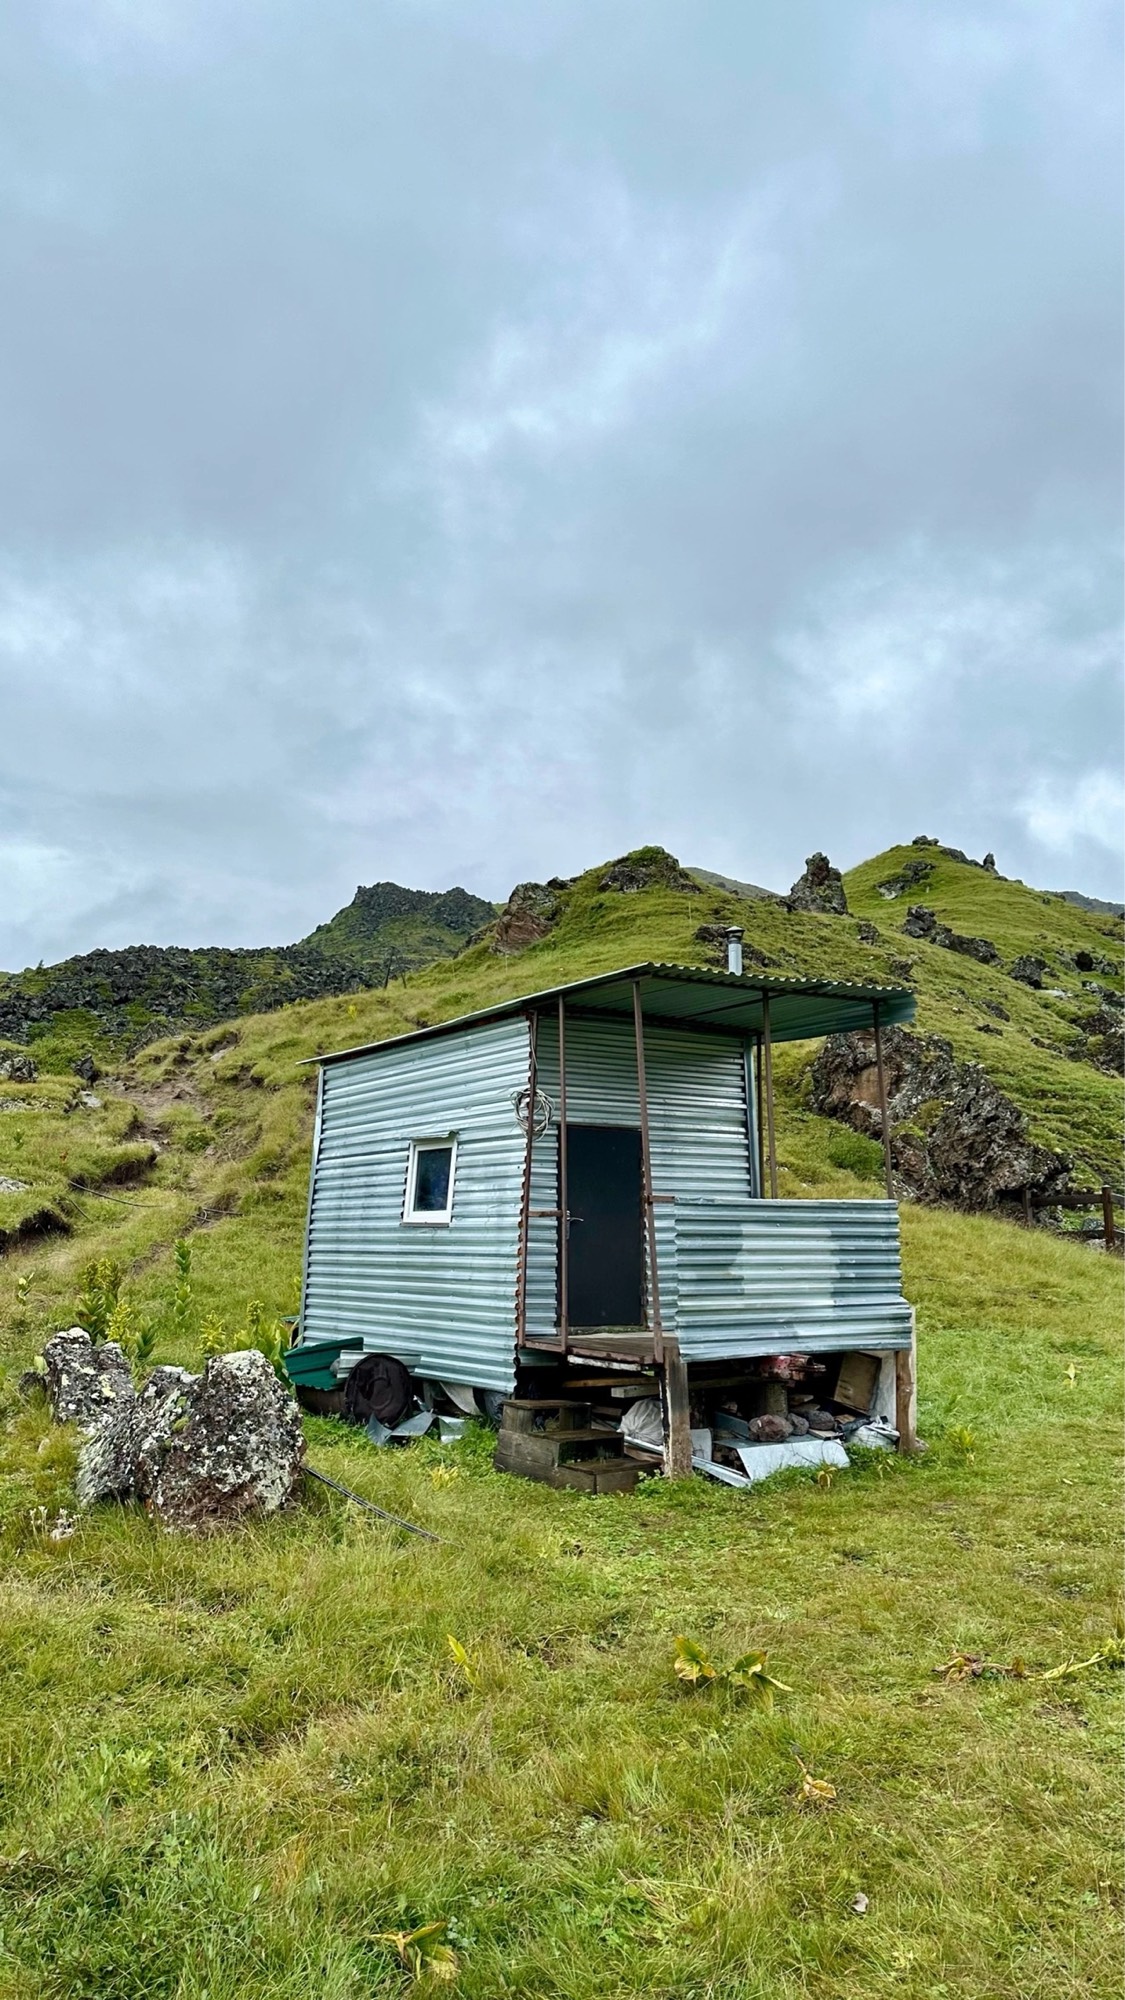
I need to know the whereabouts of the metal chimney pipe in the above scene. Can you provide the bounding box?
[724,927,744,976]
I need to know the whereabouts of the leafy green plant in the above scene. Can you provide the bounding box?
[105,1293,156,1374]
[446,1634,476,1689]
[75,1257,124,1343]
[673,1636,791,1708]
[199,1313,227,1362]
[167,1238,196,1345]
[236,1300,287,1375]
[374,1921,459,1985]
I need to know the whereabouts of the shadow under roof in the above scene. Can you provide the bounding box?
[312,961,916,1066]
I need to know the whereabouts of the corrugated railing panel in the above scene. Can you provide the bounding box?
[302,1015,529,1390]
[673,1199,912,1357]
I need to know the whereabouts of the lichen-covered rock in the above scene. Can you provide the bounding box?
[788,853,848,915]
[856,920,880,945]
[42,1329,135,1428]
[79,1365,199,1507]
[137,1350,304,1533]
[0,1050,37,1083]
[810,1025,1071,1210]
[490,882,561,954]
[1010,954,1047,988]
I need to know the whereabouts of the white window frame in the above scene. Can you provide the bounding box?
[402,1137,458,1225]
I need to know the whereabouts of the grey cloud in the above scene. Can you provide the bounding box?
[0,0,1120,969]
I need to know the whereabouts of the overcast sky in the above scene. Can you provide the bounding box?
[1,0,1121,968]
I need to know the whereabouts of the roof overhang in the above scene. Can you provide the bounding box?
[307,961,915,1067]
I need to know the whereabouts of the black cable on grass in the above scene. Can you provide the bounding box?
[304,1464,442,1542]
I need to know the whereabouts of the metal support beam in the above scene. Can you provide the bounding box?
[760,993,778,1198]
[753,1035,765,1198]
[632,979,664,1361]
[557,995,569,1354]
[872,1001,894,1200]
[515,1012,539,1347]
[1103,1184,1117,1251]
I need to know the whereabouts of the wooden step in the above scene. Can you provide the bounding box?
[494,1430,625,1479]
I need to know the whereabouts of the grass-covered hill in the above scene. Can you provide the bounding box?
[0,838,1120,1262]
[0,842,1120,1998]
[0,878,496,1071]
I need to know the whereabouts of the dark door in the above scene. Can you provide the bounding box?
[564,1124,644,1328]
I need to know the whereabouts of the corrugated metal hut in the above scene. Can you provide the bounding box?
[296,952,919,1474]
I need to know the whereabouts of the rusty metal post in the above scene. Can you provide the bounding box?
[516,1012,539,1347]
[632,980,664,1360]
[1102,1184,1116,1250]
[872,1001,894,1200]
[760,993,778,1198]
[557,995,569,1353]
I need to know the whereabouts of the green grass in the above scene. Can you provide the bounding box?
[0,1210,1120,1999]
[0,843,1120,1996]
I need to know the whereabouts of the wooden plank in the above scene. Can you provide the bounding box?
[660,1336,693,1479]
[895,1314,918,1453]
[555,1462,641,1495]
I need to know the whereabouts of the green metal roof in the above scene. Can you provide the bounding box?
[311,961,915,1067]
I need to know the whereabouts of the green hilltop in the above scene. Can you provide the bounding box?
[0,878,497,1071]
[0,839,1120,1998]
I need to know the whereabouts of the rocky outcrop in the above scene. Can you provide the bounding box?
[73,1350,304,1531]
[900,906,999,963]
[875,859,933,900]
[856,920,880,945]
[42,1329,135,1427]
[788,853,848,916]
[810,1025,1071,1210]
[1010,955,1047,988]
[490,882,561,954]
[910,837,1003,874]
[1073,1006,1125,1076]
[599,848,701,895]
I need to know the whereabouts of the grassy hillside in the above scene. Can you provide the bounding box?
[0,844,1120,1997]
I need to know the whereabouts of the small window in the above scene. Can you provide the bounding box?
[403,1139,457,1224]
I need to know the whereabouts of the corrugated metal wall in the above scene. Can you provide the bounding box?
[302,1007,910,1385]
[302,1015,529,1389]
[525,1013,754,1337]
[674,1199,912,1356]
